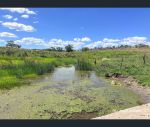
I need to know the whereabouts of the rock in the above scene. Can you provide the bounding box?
[111,80,122,86]
[123,76,135,86]
[124,80,131,86]
[111,80,117,85]
[105,73,126,78]
[111,73,125,78]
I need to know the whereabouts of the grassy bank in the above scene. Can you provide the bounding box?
[0,57,76,89]
[81,48,150,87]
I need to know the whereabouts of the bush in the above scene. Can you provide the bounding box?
[82,47,90,52]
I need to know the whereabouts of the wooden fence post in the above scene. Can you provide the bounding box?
[143,54,146,65]
[94,58,97,65]
[120,56,124,74]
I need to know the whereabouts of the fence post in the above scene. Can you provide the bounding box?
[120,56,124,74]
[94,58,97,65]
[143,54,146,65]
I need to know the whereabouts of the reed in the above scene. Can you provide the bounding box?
[75,58,93,71]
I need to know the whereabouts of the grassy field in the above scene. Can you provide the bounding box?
[69,47,150,87]
[92,49,150,86]
[0,47,150,89]
[80,48,150,87]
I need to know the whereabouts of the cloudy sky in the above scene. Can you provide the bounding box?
[0,8,150,49]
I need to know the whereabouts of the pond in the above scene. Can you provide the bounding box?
[0,66,141,119]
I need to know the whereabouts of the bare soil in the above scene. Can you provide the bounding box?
[93,103,150,119]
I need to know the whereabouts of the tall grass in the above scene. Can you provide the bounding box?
[0,57,76,89]
[95,51,150,87]
[75,58,93,71]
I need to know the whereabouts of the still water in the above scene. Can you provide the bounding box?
[0,66,141,119]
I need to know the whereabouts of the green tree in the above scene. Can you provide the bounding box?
[56,47,63,52]
[65,44,73,52]
[6,40,21,48]
[82,47,89,52]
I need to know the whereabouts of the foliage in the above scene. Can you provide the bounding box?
[0,57,76,89]
[82,47,90,52]
[56,47,63,52]
[6,40,21,48]
[65,44,74,52]
[75,58,93,71]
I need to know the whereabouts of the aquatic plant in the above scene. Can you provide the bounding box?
[75,58,93,71]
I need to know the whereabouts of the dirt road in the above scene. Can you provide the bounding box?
[93,103,150,119]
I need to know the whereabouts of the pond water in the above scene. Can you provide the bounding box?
[0,66,141,119]
[37,66,109,92]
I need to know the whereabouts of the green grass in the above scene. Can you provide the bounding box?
[91,49,150,86]
[1,47,150,88]
[75,58,93,71]
[0,57,76,89]
[0,76,25,89]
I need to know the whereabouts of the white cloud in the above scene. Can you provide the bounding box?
[85,41,101,49]
[85,38,120,49]
[81,37,91,42]
[0,32,17,38]
[15,37,45,45]
[0,39,5,43]
[73,38,81,42]
[21,14,29,18]
[47,38,85,50]
[121,36,147,46]
[74,37,91,42]
[3,15,13,19]
[12,36,150,49]
[1,22,36,32]
[103,38,120,43]
[13,18,18,21]
[85,36,150,49]
[0,8,36,15]
[15,37,89,50]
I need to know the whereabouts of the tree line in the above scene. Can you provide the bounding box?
[5,40,74,52]
[4,40,150,52]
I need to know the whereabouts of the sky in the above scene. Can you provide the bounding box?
[0,8,150,49]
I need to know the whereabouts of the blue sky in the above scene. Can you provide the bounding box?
[0,8,150,49]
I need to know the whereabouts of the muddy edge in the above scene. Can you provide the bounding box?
[110,76,150,104]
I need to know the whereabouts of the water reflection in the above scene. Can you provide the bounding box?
[35,66,109,93]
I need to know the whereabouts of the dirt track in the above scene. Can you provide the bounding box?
[93,103,150,119]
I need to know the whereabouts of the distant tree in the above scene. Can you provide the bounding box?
[119,45,124,48]
[56,47,63,52]
[65,44,73,52]
[124,45,129,48]
[112,46,116,49]
[82,47,89,52]
[135,44,149,48]
[50,47,56,51]
[6,40,21,48]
